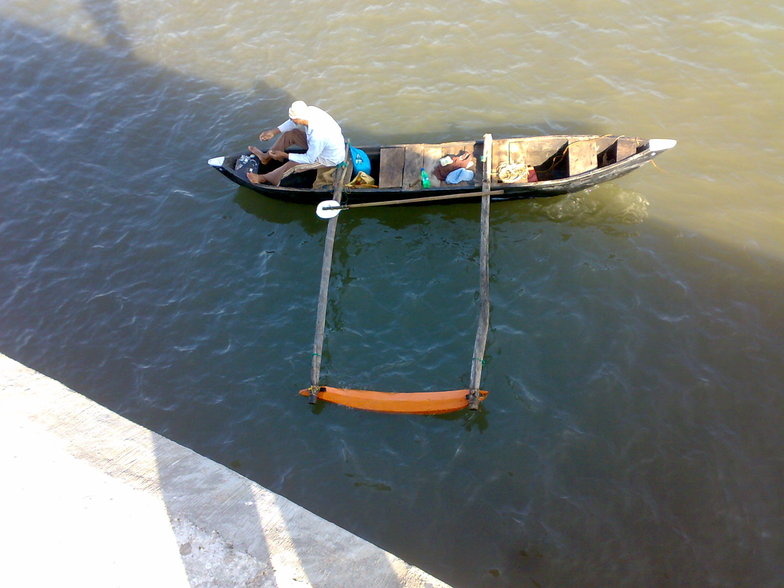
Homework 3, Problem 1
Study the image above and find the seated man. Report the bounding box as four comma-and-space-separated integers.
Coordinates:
247, 101, 345, 186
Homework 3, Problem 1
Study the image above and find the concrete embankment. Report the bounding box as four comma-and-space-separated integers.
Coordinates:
0, 353, 449, 587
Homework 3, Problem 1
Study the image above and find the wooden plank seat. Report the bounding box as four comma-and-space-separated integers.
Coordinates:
403, 144, 425, 189
616, 136, 644, 161
378, 147, 406, 189
567, 136, 615, 176
379, 142, 478, 189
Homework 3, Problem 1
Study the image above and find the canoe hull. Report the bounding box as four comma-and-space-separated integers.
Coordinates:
208, 134, 676, 206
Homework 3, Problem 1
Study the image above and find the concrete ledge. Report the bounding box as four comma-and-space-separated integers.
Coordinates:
0, 353, 449, 587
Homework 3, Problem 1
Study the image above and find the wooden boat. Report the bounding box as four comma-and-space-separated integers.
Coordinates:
207, 134, 676, 205
212, 133, 676, 415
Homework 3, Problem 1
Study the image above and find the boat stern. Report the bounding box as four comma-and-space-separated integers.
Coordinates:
207, 156, 225, 168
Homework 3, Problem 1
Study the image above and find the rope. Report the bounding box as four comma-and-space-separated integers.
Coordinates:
650, 160, 669, 174
497, 162, 530, 183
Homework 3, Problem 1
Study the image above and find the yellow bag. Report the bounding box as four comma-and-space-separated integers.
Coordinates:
347, 171, 377, 188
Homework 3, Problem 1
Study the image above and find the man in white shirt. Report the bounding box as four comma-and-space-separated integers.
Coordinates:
247, 101, 345, 186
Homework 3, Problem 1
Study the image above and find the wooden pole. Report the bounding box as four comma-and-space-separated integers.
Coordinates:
334, 189, 505, 210
309, 159, 349, 402
468, 133, 493, 409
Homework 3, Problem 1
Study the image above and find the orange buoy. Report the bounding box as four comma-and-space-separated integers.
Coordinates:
299, 386, 488, 415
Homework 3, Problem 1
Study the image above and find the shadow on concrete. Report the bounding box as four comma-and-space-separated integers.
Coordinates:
1, 352, 435, 586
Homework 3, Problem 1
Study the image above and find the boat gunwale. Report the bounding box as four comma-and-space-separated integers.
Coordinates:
209, 134, 674, 200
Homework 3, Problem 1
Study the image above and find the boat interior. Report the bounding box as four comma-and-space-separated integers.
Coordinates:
356, 135, 647, 190
229, 135, 648, 190
362, 136, 648, 191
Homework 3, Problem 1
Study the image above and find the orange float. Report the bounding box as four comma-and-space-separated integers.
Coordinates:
299, 386, 488, 415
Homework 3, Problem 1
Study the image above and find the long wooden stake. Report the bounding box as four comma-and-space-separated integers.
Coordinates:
336, 189, 505, 210
468, 134, 493, 409
309, 161, 349, 402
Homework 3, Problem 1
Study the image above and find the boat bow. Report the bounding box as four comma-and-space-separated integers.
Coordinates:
648, 139, 678, 153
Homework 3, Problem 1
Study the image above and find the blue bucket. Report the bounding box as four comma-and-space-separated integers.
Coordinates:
349, 145, 371, 177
